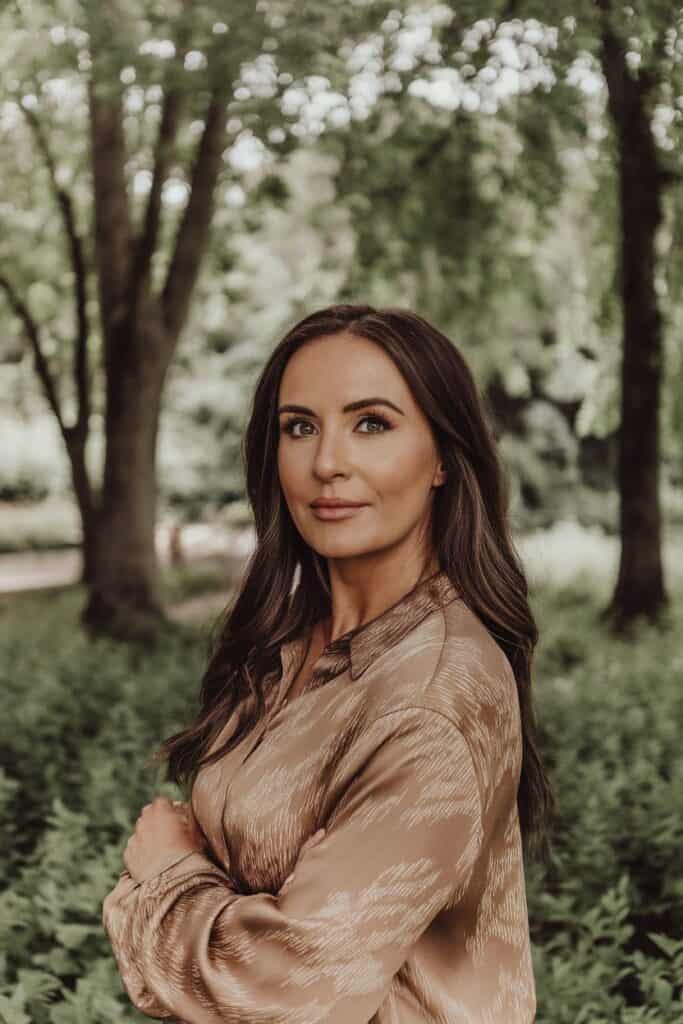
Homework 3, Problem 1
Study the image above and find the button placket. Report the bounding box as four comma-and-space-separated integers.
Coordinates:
241, 656, 346, 768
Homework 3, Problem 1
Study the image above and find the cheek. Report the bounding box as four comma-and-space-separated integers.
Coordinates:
277, 433, 433, 499
370, 437, 433, 495
277, 443, 304, 493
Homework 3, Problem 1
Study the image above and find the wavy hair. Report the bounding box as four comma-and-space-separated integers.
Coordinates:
150, 304, 557, 862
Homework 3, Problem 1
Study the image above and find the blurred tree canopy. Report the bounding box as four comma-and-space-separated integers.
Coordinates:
0, 0, 682, 634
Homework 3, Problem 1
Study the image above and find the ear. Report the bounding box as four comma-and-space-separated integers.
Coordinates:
433, 463, 447, 488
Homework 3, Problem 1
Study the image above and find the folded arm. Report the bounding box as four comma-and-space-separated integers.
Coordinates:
102, 705, 484, 1024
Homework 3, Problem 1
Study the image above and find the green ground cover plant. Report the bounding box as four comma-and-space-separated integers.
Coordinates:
0, 576, 681, 1023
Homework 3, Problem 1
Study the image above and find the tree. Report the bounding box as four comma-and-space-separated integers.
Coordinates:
323, 1, 682, 630
2, 1, 680, 637
0, 0, 391, 635
82, 5, 230, 634
593, 0, 681, 629
487, 2, 681, 628
0, 1, 236, 632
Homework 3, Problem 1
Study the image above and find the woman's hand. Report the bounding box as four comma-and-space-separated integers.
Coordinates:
123, 796, 208, 883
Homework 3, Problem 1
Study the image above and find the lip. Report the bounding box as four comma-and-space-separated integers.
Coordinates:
310, 499, 367, 508
311, 504, 368, 520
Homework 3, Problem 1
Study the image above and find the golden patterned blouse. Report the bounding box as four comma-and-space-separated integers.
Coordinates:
102, 569, 536, 1022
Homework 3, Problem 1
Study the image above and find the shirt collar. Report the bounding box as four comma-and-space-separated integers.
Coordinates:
280, 569, 461, 684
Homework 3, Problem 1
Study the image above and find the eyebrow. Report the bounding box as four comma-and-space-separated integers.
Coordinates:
277, 397, 405, 417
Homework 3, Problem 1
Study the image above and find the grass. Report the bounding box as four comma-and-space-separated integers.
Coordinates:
0, 525, 682, 1022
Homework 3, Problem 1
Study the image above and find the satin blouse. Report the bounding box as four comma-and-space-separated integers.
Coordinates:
102, 568, 536, 1022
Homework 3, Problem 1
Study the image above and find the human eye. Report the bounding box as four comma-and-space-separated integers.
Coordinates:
356, 412, 392, 433
280, 417, 313, 438
279, 411, 392, 438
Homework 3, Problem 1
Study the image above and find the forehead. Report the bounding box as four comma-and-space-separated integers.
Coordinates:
279, 333, 408, 400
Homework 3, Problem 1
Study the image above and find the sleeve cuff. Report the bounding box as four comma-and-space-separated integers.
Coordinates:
134, 848, 202, 884
136, 848, 231, 891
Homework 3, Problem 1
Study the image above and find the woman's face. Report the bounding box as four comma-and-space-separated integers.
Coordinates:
276, 332, 445, 568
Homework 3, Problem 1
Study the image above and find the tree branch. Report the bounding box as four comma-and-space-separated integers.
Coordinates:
88, 77, 133, 339
0, 276, 66, 434
595, 0, 628, 123
161, 90, 228, 339
20, 104, 91, 438
128, 86, 183, 321
128, 21, 191, 319
595, 0, 664, 102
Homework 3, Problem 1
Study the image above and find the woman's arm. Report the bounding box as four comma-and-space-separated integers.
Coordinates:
102, 705, 484, 1024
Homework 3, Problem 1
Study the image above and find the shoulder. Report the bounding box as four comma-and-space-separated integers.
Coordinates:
428, 600, 523, 808
429, 598, 519, 728
366, 597, 518, 726
365, 597, 522, 810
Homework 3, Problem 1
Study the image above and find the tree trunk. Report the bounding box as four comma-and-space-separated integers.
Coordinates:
599, 14, 669, 631
82, 316, 170, 636
63, 430, 97, 585
80, 508, 98, 586
82, 73, 227, 636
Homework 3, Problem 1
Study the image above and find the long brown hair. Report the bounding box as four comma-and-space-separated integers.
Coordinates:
150, 304, 557, 861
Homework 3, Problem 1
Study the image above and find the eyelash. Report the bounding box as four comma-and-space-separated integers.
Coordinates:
280, 412, 392, 438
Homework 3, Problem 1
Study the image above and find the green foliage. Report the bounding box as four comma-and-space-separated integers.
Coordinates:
0, 569, 681, 1020
0, 586, 208, 1021
160, 559, 231, 604
527, 576, 683, 1021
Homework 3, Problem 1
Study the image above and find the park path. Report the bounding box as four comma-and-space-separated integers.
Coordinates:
0, 523, 256, 629
0, 548, 82, 594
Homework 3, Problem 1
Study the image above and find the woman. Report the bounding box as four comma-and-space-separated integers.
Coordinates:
103, 304, 555, 1023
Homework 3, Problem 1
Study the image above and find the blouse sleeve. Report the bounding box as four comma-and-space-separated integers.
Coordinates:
102, 705, 485, 1024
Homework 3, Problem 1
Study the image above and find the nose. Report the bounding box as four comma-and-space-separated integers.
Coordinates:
311, 424, 352, 479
